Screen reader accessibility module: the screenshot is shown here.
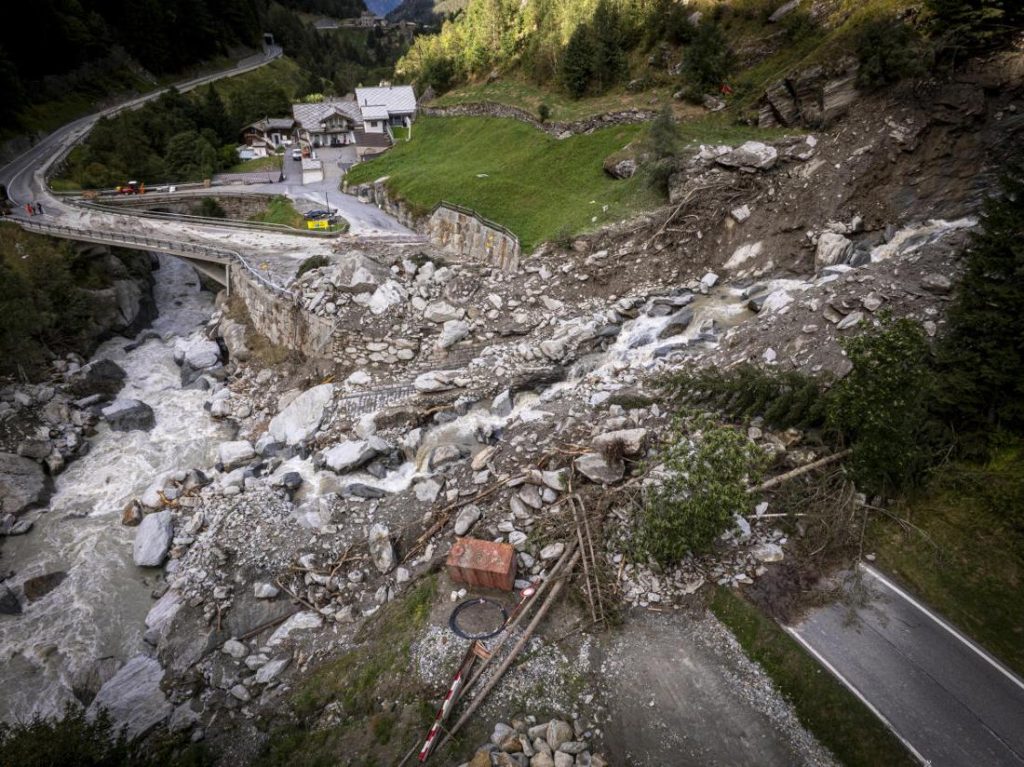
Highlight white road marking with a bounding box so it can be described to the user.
[783,625,931,766]
[859,563,1024,694]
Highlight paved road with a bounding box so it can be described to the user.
[788,564,1024,766]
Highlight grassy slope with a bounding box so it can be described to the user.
[226,155,284,173]
[868,446,1024,676]
[346,115,658,250]
[710,587,918,767]
[257,577,439,767]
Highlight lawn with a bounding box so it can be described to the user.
[431,78,680,123]
[248,195,306,229]
[710,587,918,767]
[867,446,1024,677]
[345,115,659,251]
[225,155,283,173]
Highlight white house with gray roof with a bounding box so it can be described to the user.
[291,86,417,159]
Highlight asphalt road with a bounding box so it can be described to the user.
[789,564,1024,766]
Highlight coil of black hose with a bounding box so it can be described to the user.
[448,597,509,640]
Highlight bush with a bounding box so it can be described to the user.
[857,18,928,89]
[782,10,820,43]
[827,314,943,494]
[296,254,330,279]
[195,197,226,218]
[537,103,551,123]
[924,0,1022,58]
[682,21,736,92]
[637,418,766,566]
[0,705,138,767]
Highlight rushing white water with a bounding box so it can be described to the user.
[0,255,231,723]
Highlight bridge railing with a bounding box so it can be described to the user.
[17,219,293,297]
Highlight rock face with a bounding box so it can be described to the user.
[0,452,47,514]
[101,399,155,432]
[133,511,173,567]
[87,655,172,739]
[268,383,334,445]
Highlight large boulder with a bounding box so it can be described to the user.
[87,655,172,739]
[0,452,47,514]
[815,232,854,270]
[438,320,470,349]
[657,308,694,339]
[101,399,155,432]
[414,370,461,393]
[218,440,255,470]
[268,384,334,445]
[66,359,126,399]
[573,453,625,484]
[133,510,173,567]
[219,318,251,362]
[715,141,778,171]
[322,440,377,474]
[22,571,67,602]
[368,523,395,574]
[367,280,406,315]
[423,301,465,323]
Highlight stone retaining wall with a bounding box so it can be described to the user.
[420,102,655,138]
[231,267,334,359]
[99,193,277,220]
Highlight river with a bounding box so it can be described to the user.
[0,254,231,723]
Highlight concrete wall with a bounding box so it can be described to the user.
[426,204,520,272]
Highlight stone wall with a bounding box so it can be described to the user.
[345,180,520,269]
[231,267,334,360]
[99,193,276,220]
[420,102,655,138]
[426,204,520,272]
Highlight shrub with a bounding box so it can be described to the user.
[827,314,943,494]
[856,18,928,89]
[195,197,226,218]
[637,418,766,566]
[0,705,137,767]
[682,21,736,92]
[537,103,551,123]
[782,9,820,43]
[924,0,1022,58]
[296,254,330,279]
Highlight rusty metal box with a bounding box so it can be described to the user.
[446,538,517,592]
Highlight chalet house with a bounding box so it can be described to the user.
[239,117,296,158]
[291,86,417,162]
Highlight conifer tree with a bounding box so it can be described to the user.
[561,24,594,98]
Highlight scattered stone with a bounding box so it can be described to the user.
[218,441,255,471]
[816,232,854,270]
[715,141,778,171]
[368,523,396,574]
[322,440,377,473]
[573,453,625,484]
[454,505,482,536]
[920,273,953,294]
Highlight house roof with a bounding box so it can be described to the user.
[360,105,390,121]
[246,117,295,132]
[355,85,417,116]
[292,100,361,131]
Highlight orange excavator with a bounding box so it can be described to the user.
[116,180,145,195]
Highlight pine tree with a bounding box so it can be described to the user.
[560,24,594,98]
[591,0,627,92]
[682,21,735,92]
[936,163,1024,442]
[924,0,1018,58]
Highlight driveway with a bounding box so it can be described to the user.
[789,564,1024,766]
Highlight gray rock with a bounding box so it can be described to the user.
[255,655,291,684]
[218,440,255,470]
[592,428,649,456]
[183,339,221,370]
[219,318,251,362]
[715,141,778,171]
[368,523,395,574]
[0,452,47,514]
[454,505,482,536]
[254,582,280,599]
[414,370,460,393]
[268,384,334,445]
[836,311,865,331]
[752,542,785,562]
[101,399,155,432]
[546,720,574,751]
[438,319,471,349]
[344,483,386,499]
[0,582,21,615]
[492,390,513,417]
[816,232,853,270]
[133,510,173,567]
[268,611,323,645]
[415,478,443,503]
[229,684,251,702]
[657,308,694,339]
[573,453,625,484]
[424,301,465,323]
[492,722,515,746]
[768,0,800,22]
[431,444,466,469]
[222,639,248,659]
[540,542,565,562]
[322,440,377,473]
[66,359,126,398]
[921,273,953,294]
[554,753,574,767]
[87,655,172,738]
[17,438,51,460]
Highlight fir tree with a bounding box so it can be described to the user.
[561,24,594,98]
[682,21,735,92]
[591,0,627,92]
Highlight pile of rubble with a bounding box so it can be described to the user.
[462,717,608,767]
